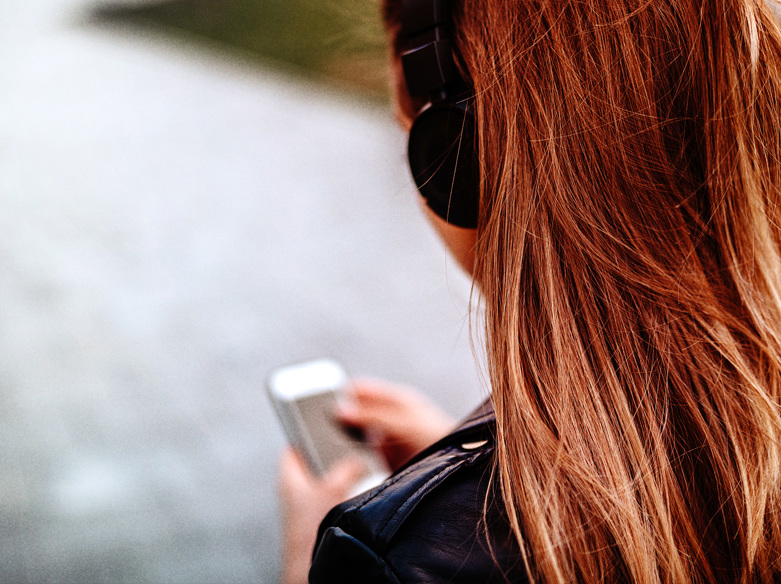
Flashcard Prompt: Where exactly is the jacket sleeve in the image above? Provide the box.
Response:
[309,527,402,584]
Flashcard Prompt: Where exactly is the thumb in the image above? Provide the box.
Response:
[277,447,310,490]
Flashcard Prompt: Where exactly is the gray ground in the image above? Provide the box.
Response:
[0,2,486,583]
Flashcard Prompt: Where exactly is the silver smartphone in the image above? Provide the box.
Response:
[267,358,389,497]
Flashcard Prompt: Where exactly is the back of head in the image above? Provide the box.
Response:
[385,0,781,582]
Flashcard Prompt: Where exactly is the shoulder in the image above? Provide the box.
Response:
[309,402,526,584]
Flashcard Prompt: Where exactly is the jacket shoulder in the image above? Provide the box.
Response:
[310,403,526,583]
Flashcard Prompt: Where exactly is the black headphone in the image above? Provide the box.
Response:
[400,0,479,229]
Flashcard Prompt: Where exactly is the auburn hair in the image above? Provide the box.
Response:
[384,0,781,582]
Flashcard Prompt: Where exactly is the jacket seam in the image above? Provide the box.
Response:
[336,453,442,535]
[375,452,465,542]
[376,447,489,545]
[344,447,460,519]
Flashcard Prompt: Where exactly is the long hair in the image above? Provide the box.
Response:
[384,0,781,582]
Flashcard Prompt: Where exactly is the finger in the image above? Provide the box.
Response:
[349,378,410,406]
[352,380,457,430]
[350,379,441,415]
[340,379,410,426]
[336,400,398,435]
[324,457,367,492]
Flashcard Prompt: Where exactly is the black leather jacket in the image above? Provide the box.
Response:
[309,402,526,583]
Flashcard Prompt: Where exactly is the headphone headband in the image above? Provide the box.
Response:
[400,0,458,98]
[400,0,480,229]
[400,0,448,35]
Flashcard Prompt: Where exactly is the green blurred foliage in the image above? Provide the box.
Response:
[93,0,389,98]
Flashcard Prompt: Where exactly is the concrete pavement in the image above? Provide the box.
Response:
[0,2,485,582]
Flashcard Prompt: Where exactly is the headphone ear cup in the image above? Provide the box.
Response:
[407,101,479,228]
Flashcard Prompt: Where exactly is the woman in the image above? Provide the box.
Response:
[279,0,781,582]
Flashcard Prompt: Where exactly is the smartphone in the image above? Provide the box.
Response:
[267,359,389,497]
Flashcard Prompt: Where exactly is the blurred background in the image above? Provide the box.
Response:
[0,1,484,582]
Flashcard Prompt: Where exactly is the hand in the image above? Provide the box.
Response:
[338,379,457,471]
[277,448,365,584]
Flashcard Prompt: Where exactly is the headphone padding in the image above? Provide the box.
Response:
[407,101,479,228]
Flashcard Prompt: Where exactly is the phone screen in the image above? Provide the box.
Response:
[294,390,358,472]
